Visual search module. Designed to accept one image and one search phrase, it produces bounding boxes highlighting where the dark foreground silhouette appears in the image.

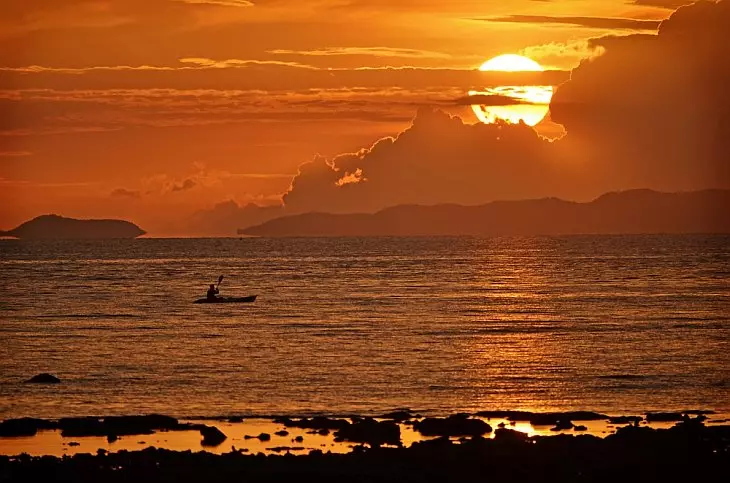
[1,418,728,483]
[0,215,145,239]
[240,189,730,237]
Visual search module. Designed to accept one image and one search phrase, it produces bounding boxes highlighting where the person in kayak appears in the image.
[206,284,219,300]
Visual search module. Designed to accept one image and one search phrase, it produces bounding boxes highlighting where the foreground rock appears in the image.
[24,374,60,384]
[475,410,608,426]
[1,420,727,483]
[412,414,492,437]
[0,414,184,439]
[334,418,400,447]
[199,426,227,447]
[274,417,349,432]
[0,418,55,437]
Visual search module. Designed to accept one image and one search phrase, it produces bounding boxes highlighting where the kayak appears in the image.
[194,295,257,304]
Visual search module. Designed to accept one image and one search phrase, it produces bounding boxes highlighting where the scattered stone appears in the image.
[59,417,106,437]
[294,436,304,443]
[246,433,271,442]
[608,416,642,425]
[68,442,80,447]
[228,416,244,423]
[550,420,574,431]
[0,418,54,437]
[107,434,118,443]
[200,426,227,447]
[334,418,401,447]
[646,412,684,423]
[475,411,608,424]
[413,415,492,437]
[497,422,506,428]
[274,417,349,432]
[57,415,180,438]
[574,425,588,432]
[103,415,178,435]
[275,430,289,437]
[266,446,306,453]
[494,428,529,442]
[379,410,413,422]
[317,428,329,436]
[24,373,61,384]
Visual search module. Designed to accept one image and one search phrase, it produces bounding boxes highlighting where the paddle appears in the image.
[216,275,224,289]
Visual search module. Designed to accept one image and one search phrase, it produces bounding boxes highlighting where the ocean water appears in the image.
[0,235,728,419]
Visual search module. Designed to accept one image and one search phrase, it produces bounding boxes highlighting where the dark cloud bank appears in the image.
[194,1,730,235]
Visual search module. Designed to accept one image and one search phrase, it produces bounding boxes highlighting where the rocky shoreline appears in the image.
[0,410,717,442]
[1,415,728,482]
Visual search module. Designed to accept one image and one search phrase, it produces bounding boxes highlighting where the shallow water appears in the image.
[1,235,728,419]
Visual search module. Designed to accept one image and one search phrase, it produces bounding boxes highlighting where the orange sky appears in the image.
[2,0,727,236]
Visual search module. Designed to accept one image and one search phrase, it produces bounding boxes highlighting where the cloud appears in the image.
[551,0,730,190]
[175,0,253,6]
[451,94,531,106]
[475,15,661,30]
[267,47,453,59]
[186,200,284,236]
[171,178,197,192]
[0,62,568,91]
[0,63,569,135]
[630,1,693,8]
[0,151,33,157]
[519,40,605,69]
[280,109,566,214]
[225,0,727,224]
[110,188,142,198]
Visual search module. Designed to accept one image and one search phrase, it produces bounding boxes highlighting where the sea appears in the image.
[1,235,728,420]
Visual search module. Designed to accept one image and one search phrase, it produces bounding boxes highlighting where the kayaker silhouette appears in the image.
[206,275,224,300]
[193,275,256,304]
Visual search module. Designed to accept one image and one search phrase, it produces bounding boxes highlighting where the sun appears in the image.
[479,54,544,73]
[469,54,553,127]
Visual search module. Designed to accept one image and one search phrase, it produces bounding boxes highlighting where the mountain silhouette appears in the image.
[239,189,730,237]
[1,215,146,239]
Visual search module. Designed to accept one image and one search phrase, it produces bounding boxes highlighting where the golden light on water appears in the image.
[470,54,553,127]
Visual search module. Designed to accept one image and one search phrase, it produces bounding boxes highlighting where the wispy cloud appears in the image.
[519,40,606,70]
[473,15,660,30]
[0,151,33,157]
[170,178,197,192]
[268,47,453,59]
[174,0,254,6]
[451,94,531,107]
[178,58,317,69]
[630,0,691,9]
[110,188,142,198]
[0,58,318,74]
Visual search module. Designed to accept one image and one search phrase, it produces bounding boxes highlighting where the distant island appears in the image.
[0,215,146,239]
[239,189,730,237]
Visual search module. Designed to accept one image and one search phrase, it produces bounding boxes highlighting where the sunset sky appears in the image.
[1,0,727,236]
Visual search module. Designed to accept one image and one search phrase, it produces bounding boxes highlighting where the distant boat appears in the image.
[193,295,257,304]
